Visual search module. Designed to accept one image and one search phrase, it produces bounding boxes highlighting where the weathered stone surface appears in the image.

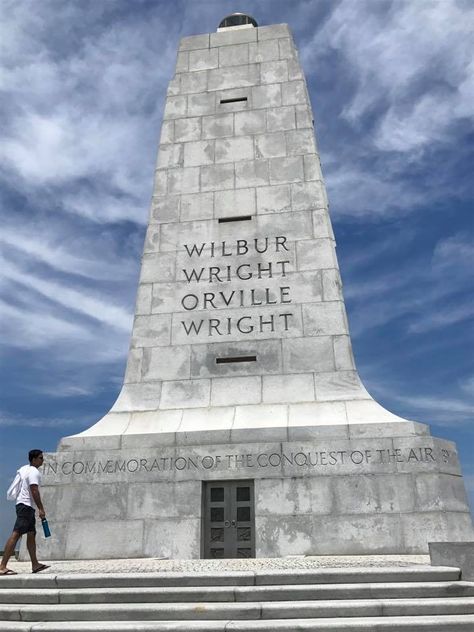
[46,18,472,562]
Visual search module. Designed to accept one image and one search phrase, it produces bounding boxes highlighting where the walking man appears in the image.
[0,449,50,575]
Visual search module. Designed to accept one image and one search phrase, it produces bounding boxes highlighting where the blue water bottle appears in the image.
[41,518,51,538]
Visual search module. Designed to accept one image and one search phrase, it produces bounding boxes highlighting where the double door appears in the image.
[203,480,255,559]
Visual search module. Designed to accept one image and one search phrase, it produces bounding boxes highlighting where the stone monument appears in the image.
[36,14,473,560]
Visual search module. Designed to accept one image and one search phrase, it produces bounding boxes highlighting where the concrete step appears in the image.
[2,616,474,631]
[2,597,474,622]
[2,581,474,604]
[0,565,460,590]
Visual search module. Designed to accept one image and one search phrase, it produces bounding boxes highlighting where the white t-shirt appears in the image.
[15,464,41,508]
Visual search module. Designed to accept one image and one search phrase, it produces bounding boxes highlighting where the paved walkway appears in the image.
[6,554,431,574]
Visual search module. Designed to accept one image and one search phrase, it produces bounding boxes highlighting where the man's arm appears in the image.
[30,484,46,520]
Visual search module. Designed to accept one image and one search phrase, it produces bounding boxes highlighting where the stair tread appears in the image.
[2,614,474,631]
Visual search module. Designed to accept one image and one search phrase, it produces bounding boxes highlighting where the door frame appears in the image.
[201,479,255,559]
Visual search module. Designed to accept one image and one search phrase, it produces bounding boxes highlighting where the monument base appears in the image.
[30,420,473,561]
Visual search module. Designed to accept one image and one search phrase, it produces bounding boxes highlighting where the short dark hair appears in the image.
[29,449,43,464]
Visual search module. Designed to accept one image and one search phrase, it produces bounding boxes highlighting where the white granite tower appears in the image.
[38,14,473,560]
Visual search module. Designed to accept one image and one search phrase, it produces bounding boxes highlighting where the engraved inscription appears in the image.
[179,234,294,338]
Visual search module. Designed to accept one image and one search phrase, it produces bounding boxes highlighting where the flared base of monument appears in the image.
[32,423,474,560]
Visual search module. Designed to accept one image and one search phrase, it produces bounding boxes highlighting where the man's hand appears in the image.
[38,510,46,520]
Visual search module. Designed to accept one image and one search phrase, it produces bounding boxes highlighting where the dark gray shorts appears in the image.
[14,503,36,535]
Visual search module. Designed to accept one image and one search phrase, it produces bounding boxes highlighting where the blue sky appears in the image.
[0,0,473,545]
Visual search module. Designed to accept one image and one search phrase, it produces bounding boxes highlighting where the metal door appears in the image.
[203,480,255,558]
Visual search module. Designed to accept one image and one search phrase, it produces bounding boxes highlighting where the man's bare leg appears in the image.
[26,532,39,570]
[0,531,21,573]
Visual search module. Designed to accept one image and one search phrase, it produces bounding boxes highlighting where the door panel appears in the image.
[203,480,255,558]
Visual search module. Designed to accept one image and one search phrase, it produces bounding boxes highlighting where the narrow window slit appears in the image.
[218,215,252,224]
[216,355,257,364]
[220,97,248,104]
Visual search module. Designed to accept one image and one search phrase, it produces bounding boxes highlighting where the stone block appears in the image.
[208,64,259,91]
[430,542,474,580]
[303,302,348,337]
[249,39,280,63]
[160,378,211,409]
[251,83,282,109]
[218,43,249,67]
[175,51,189,73]
[279,38,297,60]
[201,163,235,191]
[269,156,304,184]
[288,401,347,427]
[288,57,304,81]
[256,184,291,214]
[167,166,200,194]
[254,132,286,158]
[257,209,313,241]
[266,106,296,131]
[190,339,282,378]
[142,345,190,381]
[188,47,218,71]
[284,270,323,304]
[180,70,208,94]
[156,143,184,170]
[257,476,333,517]
[150,195,181,223]
[167,75,180,96]
[124,348,143,383]
[295,104,313,129]
[65,520,144,559]
[160,217,217,252]
[159,120,174,144]
[257,24,291,41]
[202,113,234,139]
[345,398,407,423]
[163,95,187,120]
[124,409,182,437]
[180,191,214,221]
[282,80,307,106]
[291,181,326,210]
[131,314,172,348]
[143,224,160,253]
[179,406,235,433]
[235,159,269,188]
[215,136,254,163]
[333,474,415,515]
[233,404,288,430]
[139,253,175,284]
[286,129,317,156]
[304,154,324,181]
[174,117,201,142]
[260,60,289,84]
[135,284,152,315]
[262,374,315,404]
[322,269,343,301]
[313,210,333,239]
[183,140,215,167]
[334,335,356,370]
[110,383,161,412]
[414,473,470,512]
[179,34,210,51]
[401,512,471,553]
[282,335,334,373]
[211,375,262,406]
[187,92,216,116]
[143,517,201,559]
[211,28,257,47]
[150,281,180,314]
[153,170,167,195]
[214,188,256,219]
[234,109,266,135]
[297,238,337,270]
[127,481,200,519]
